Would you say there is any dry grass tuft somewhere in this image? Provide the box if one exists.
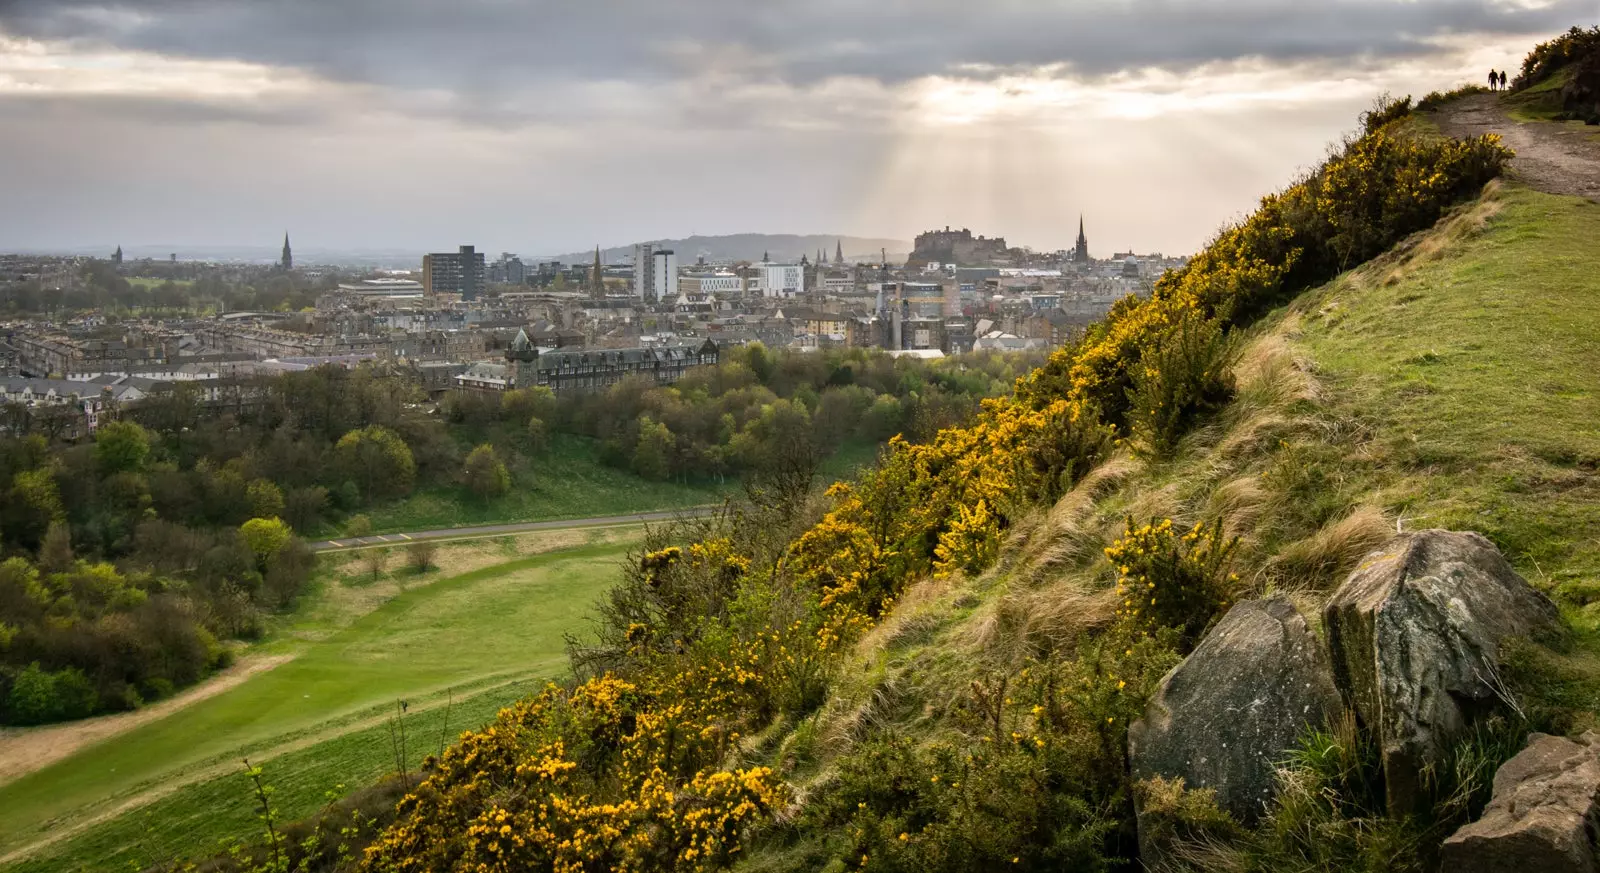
[1262,504,1392,595]
[1011,455,1139,588]
[1206,476,1269,541]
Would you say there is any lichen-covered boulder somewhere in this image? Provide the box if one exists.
[1441,732,1600,873]
[1323,529,1560,815]
[1130,597,1340,828]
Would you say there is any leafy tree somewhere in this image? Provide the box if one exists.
[463,444,511,499]
[93,420,151,475]
[526,416,549,455]
[38,520,73,573]
[240,517,293,564]
[345,514,374,538]
[335,425,416,501]
[632,417,675,482]
[7,663,98,725]
[246,479,286,520]
[5,468,63,549]
[282,485,328,533]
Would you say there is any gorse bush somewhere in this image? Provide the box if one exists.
[1360,94,1413,134]
[1125,315,1235,458]
[1417,84,1491,112]
[804,631,1181,873]
[1107,518,1239,650]
[1514,25,1600,90]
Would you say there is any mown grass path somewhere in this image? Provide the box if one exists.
[0,539,633,870]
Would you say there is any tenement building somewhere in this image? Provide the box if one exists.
[455,329,719,394]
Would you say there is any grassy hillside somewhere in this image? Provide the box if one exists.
[0,530,638,871]
[738,179,1600,869]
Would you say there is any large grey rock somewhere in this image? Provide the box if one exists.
[1323,529,1560,815]
[1441,732,1600,873]
[1130,596,1340,827]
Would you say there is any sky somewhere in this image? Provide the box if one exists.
[0,1,1591,260]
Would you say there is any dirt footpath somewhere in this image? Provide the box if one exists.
[1435,94,1600,202]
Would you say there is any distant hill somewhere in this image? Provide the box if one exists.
[543,234,910,266]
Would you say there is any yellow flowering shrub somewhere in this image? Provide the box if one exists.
[360,676,786,873]
[1106,518,1239,650]
[933,498,1000,578]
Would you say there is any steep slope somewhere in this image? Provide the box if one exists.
[739,177,1600,872]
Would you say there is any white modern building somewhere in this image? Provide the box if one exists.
[760,262,804,298]
[679,271,743,296]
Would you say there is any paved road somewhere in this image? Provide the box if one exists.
[308,507,717,552]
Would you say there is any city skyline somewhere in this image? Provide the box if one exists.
[0,2,1586,256]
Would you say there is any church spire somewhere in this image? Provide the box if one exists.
[1074,215,1090,263]
[835,239,843,264]
[590,246,603,294]
[112,245,123,265]
[280,232,293,271]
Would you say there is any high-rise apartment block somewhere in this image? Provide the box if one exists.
[422,245,486,300]
[633,244,678,303]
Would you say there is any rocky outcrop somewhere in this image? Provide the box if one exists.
[1129,597,1340,826]
[1441,732,1600,872]
[1323,530,1560,815]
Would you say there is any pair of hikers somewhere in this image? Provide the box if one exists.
[1488,69,1509,91]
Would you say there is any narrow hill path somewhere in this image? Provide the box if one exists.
[1435,93,1600,201]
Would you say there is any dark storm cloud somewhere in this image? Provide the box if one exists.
[0,0,1588,94]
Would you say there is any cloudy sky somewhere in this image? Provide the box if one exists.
[0,1,1589,259]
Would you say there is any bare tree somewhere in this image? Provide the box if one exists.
[407,540,438,574]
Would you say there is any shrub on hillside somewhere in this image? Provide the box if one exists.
[1417,84,1490,112]
[462,443,510,498]
[1107,518,1238,650]
[5,662,97,724]
[1125,315,1235,458]
[1360,94,1413,134]
[805,632,1181,872]
[1514,25,1600,90]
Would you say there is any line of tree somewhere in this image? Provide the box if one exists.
[441,344,1046,484]
[0,345,1039,724]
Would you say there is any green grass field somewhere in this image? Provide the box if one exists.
[358,433,884,536]
[0,535,636,871]
[359,434,728,534]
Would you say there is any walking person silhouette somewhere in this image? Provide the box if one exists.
[1489,69,1499,91]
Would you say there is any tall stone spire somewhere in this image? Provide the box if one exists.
[590,246,603,294]
[835,239,843,264]
[1074,215,1090,263]
[280,232,293,271]
[112,245,123,265]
